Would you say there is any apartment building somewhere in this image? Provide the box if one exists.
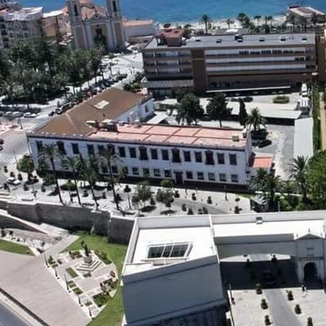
[142,30,318,98]
[27,88,272,188]
[0,3,43,48]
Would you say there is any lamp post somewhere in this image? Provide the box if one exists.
[78,294,83,306]
[54,266,59,279]
[64,274,70,292]
[88,306,93,319]
[224,185,228,201]
[44,253,49,267]
[124,185,131,209]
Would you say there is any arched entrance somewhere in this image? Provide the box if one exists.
[304,262,317,281]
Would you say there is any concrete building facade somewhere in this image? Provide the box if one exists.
[122,211,326,325]
[142,30,319,98]
[65,0,125,51]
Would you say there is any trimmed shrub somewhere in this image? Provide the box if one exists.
[273,95,290,104]
[261,299,268,309]
[255,283,262,294]
[150,197,156,206]
[307,317,313,326]
[202,207,208,214]
[265,315,271,325]
[187,208,194,215]
[207,196,212,204]
[174,190,180,198]
[287,290,294,301]
[181,203,187,211]
[294,304,301,314]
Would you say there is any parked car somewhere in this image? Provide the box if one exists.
[23,112,37,118]
[12,111,23,118]
[7,177,20,186]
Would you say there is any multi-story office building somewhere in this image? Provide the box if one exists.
[142,30,319,98]
[27,89,272,188]
[0,2,43,48]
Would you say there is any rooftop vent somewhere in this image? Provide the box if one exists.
[234,34,243,41]
[216,38,222,43]
[232,134,240,142]
[256,216,263,224]
[280,36,286,42]
[194,38,201,42]
[301,37,307,42]
[259,37,265,42]
[95,100,109,110]
[237,38,243,42]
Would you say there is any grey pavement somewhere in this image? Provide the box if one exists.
[0,234,91,326]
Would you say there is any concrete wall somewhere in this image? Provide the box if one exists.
[0,213,43,232]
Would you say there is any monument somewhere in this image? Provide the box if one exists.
[77,240,101,272]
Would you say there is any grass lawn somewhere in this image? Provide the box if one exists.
[65,232,127,326]
[0,239,34,256]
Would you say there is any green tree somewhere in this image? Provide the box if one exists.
[226,18,232,29]
[61,156,82,206]
[17,155,35,178]
[238,98,248,126]
[132,181,152,208]
[199,14,211,34]
[289,156,309,202]
[246,107,266,131]
[250,168,268,194]
[88,46,104,83]
[265,174,281,208]
[39,144,64,204]
[99,147,121,211]
[79,157,99,209]
[156,188,174,210]
[206,94,229,127]
[176,93,203,125]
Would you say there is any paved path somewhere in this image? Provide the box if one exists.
[0,235,91,326]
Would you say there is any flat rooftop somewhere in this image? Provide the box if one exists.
[289,6,325,17]
[89,124,248,149]
[213,219,324,238]
[249,155,273,169]
[145,33,315,50]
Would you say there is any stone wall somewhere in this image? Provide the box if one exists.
[5,201,134,242]
[0,213,43,232]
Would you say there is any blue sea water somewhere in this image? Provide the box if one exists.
[20,0,326,22]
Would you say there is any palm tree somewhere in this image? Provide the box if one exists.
[79,157,99,209]
[61,156,82,206]
[226,18,232,29]
[250,168,268,193]
[199,14,211,34]
[206,94,229,127]
[265,174,281,208]
[246,108,266,131]
[298,16,307,32]
[254,15,261,27]
[289,156,309,202]
[39,144,64,204]
[88,45,104,84]
[99,147,121,211]
[281,179,296,202]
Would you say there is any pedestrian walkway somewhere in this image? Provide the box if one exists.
[0,235,91,326]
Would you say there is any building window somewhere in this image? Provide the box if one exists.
[57,141,66,155]
[229,154,237,165]
[143,168,149,177]
[98,145,105,156]
[111,165,118,174]
[161,149,169,160]
[217,153,225,164]
[172,148,181,163]
[195,152,202,163]
[112,0,117,11]
[231,174,239,183]
[118,146,126,157]
[197,172,204,180]
[102,165,108,174]
[139,147,148,160]
[153,169,160,177]
[150,149,158,160]
[219,173,227,182]
[205,151,214,165]
[87,144,94,155]
[132,167,139,175]
[183,151,191,162]
[186,171,193,179]
[129,147,136,158]
[71,143,79,155]
[107,144,115,155]
[36,141,43,152]
[208,173,215,181]
[164,169,172,178]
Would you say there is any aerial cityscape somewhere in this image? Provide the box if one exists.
[1,0,326,325]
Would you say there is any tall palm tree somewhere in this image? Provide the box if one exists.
[265,174,281,208]
[79,157,99,209]
[246,108,266,131]
[281,179,296,202]
[39,144,64,204]
[226,18,232,29]
[206,93,229,127]
[250,168,268,193]
[61,156,82,206]
[199,14,211,34]
[289,156,309,202]
[99,147,121,211]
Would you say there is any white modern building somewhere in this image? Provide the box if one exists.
[123,19,158,43]
[122,211,326,325]
[27,88,272,187]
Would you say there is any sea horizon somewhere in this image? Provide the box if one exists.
[20,0,326,23]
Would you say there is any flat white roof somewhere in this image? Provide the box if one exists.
[294,117,313,159]
[213,219,324,238]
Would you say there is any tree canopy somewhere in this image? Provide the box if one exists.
[176,93,204,125]
[246,107,266,131]
[206,94,229,127]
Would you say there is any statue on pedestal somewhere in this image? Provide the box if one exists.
[81,240,90,257]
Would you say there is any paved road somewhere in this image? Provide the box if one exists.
[0,302,30,326]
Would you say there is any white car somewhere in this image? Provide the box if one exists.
[23,112,37,118]
[7,177,21,186]
[12,111,23,118]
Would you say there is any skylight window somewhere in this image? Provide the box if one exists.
[95,100,109,110]
[147,243,191,259]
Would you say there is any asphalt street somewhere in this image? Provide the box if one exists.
[0,302,30,326]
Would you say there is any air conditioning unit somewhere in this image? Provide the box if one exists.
[232,134,239,142]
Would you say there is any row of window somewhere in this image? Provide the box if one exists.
[36,141,239,166]
[129,167,239,183]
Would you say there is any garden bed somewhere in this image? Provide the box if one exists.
[66,267,78,278]
[93,292,111,307]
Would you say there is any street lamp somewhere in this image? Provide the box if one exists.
[44,253,49,268]
[78,294,83,306]
[64,274,70,292]
[54,266,59,279]
[224,185,228,201]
